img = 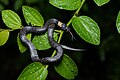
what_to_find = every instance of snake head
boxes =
[61,24,69,32]
[60,23,76,40]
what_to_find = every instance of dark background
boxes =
[0,0,120,80]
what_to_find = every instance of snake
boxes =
[19,19,83,64]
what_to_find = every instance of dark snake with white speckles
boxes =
[19,19,84,64]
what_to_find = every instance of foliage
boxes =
[2,10,22,29]
[94,0,110,6]
[17,62,48,80]
[1,0,120,80]
[116,11,120,34]
[32,32,58,50]
[22,6,44,26]
[0,30,9,46]
[54,54,78,79]
[72,16,100,45]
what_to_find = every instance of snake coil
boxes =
[19,19,83,64]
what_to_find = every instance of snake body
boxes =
[19,19,83,64]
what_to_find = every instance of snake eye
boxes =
[61,24,69,31]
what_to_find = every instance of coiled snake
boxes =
[19,19,83,64]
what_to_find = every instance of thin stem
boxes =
[75,0,86,15]
[46,0,86,67]
[0,25,24,32]
[67,0,86,26]
[54,30,61,33]
[0,28,13,32]
[56,0,86,43]
[58,31,64,43]
[51,31,63,57]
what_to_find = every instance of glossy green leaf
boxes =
[17,33,31,53]
[49,0,81,10]
[18,62,48,80]
[2,10,22,29]
[32,32,58,50]
[72,16,100,45]
[116,11,120,34]
[0,30,9,46]
[54,54,78,79]
[22,6,44,26]
[94,0,110,6]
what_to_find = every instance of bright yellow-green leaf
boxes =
[2,10,22,29]
[17,33,31,53]
[0,30,9,46]
[22,6,44,26]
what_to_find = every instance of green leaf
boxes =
[54,54,78,79]
[17,62,48,80]
[116,11,120,34]
[72,16,100,45]
[0,30,9,46]
[0,4,4,11]
[0,0,9,5]
[14,0,23,11]
[94,0,110,6]
[2,10,22,29]
[49,0,81,10]
[26,0,40,3]
[32,32,58,50]
[17,33,31,53]
[22,6,44,26]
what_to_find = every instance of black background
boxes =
[0,0,120,80]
